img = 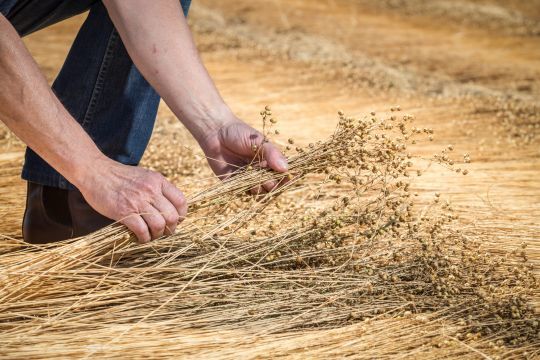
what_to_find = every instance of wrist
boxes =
[179,102,239,144]
[70,153,115,191]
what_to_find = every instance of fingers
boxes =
[141,204,167,240]
[262,179,278,193]
[261,142,288,173]
[152,196,180,235]
[161,181,185,211]
[240,127,287,173]
[124,189,186,243]
[121,214,151,244]
[249,179,279,196]
[161,181,188,222]
[250,185,264,195]
[130,180,188,242]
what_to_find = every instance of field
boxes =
[0,1,539,358]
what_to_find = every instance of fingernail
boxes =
[277,158,288,172]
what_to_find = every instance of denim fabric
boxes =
[1,0,192,189]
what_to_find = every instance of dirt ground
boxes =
[0,0,539,356]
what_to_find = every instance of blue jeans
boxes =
[0,0,191,190]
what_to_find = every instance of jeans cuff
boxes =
[21,168,76,190]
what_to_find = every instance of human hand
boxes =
[198,118,288,193]
[76,158,187,243]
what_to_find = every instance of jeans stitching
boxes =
[81,29,119,128]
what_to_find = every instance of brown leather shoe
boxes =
[22,182,113,244]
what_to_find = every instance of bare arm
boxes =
[0,14,186,243]
[0,14,105,188]
[102,0,232,143]
[103,0,288,187]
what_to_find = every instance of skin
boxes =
[0,0,288,243]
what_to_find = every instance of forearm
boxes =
[0,15,108,187]
[103,0,235,143]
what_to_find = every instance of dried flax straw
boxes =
[0,108,538,359]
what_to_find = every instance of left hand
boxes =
[198,118,288,193]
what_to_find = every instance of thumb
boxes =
[262,142,288,173]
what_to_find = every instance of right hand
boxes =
[75,158,187,243]
[198,118,288,194]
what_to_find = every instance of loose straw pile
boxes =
[0,109,538,359]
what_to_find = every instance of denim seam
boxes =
[81,29,119,128]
